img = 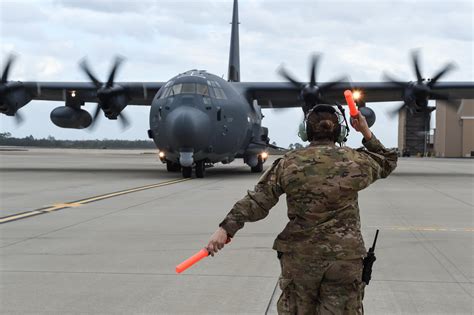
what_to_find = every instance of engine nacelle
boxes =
[0,83,32,116]
[359,107,376,127]
[50,106,92,129]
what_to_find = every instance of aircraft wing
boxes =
[233,82,474,108]
[20,81,164,106]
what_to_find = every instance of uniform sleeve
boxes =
[219,158,285,237]
[356,134,398,182]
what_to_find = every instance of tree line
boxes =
[0,133,155,149]
[0,133,302,150]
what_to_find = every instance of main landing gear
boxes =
[195,161,205,178]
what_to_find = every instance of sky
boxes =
[0,0,473,148]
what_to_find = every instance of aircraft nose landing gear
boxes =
[181,161,206,178]
[251,156,263,173]
[182,166,192,178]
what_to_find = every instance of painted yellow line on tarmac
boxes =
[0,211,43,224]
[369,226,474,233]
[0,178,190,224]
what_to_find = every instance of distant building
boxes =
[434,99,474,157]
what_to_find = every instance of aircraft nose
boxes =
[166,106,211,151]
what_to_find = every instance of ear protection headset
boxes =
[298,103,350,145]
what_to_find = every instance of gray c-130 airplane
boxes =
[1,0,474,178]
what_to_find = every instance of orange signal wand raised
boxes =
[176,238,231,274]
[344,90,359,117]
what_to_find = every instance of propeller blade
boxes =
[14,110,24,125]
[428,62,456,87]
[106,56,124,88]
[87,105,101,130]
[79,59,102,89]
[319,76,349,92]
[118,111,130,130]
[1,54,16,83]
[383,72,408,88]
[411,50,423,83]
[388,102,407,119]
[93,104,101,120]
[309,54,320,87]
[278,66,302,88]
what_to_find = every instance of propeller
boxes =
[278,53,347,114]
[79,56,130,129]
[0,54,30,124]
[384,50,457,119]
[1,54,15,83]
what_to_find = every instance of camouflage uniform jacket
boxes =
[219,134,398,260]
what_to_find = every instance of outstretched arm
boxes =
[206,159,285,255]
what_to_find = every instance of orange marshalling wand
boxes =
[344,90,359,117]
[176,238,231,274]
[176,249,209,274]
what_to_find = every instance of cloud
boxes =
[36,57,64,78]
[53,0,150,14]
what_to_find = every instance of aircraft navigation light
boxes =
[159,151,165,158]
[261,152,268,159]
[352,90,362,100]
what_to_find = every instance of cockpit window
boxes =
[181,83,196,94]
[196,84,209,96]
[213,87,227,99]
[171,84,182,95]
[159,81,226,99]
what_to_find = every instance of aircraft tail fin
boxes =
[227,0,240,82]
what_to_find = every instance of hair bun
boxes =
[318,119,334,131]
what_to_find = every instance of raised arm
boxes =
[352,112,398,183]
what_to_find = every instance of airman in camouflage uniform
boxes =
[207,108,397,314]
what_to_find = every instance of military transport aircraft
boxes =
[1,0,473,178]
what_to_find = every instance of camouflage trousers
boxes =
[277,252,364,315]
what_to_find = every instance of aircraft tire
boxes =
[195,161,205,178]
[182,166,192,178]
[166,161,181,172]
[251,159,263,173]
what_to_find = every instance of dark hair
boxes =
[306,111,340,142]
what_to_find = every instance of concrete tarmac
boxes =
[0,148,473,314]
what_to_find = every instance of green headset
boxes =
[298,103,350,145]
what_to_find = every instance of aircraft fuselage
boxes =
[149,70,267,169]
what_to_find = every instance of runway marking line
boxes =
[0,178,190,224]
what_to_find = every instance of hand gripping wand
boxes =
[176,238,231,274]
[362,229,379,285]
[344,90,359,117]
[343,89,377,128]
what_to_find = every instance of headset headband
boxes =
[300,103,350,145]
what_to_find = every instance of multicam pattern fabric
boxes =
[219,134,398,260]
[277,252,364,315]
